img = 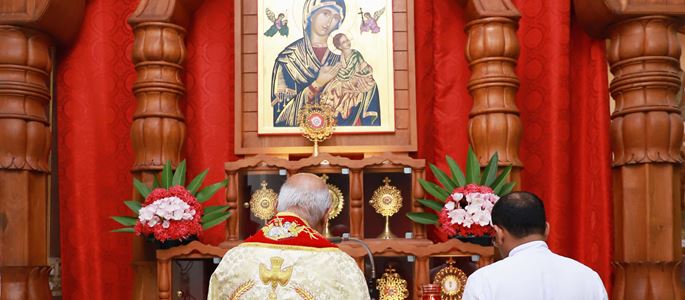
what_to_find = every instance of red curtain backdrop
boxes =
[56,0,138,299]
[56,0,612,298]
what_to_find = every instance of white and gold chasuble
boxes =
[208,213,370,300]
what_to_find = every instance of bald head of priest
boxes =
[462,191,608,300]
[208,173,370,300]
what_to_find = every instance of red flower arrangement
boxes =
[135,186,204,242]
[112,160,230,244]
[407,149,515,240]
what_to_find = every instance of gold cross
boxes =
[320,174,329,183]
[383,177,391,185]
[260,180,268,188]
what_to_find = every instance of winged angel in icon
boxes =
[264,8,289,37]
[359,7,385,34]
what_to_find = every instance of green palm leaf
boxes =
[417,199,444,211]
[466,148,481,184]
[491,165,512,194]
[112,216,137,227]
[133,178,151,198]
[429,164,457,191]
[161,160,173,188]
[124,200,142,215]
[204,205,230,215]
[445,155,466,187]
[498,182,516,196]
[187,169,209,195]
[202,213,231,230]
[480,152,499,186]
[172,160,187,187]
[111,227,135,233]
[196,179,229,203]
[418,179,450,201]
[406,212,439,225]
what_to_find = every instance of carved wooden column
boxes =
[349,169,364,238]
[574,1,685,299]
[462,0,523,184]
[607,16,684,300]
[412,167,426,239]
[0,1,84,298]
[128,1,202,299]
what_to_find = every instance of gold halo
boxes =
[326,29,350,55]
[249,180,278,221]
[370,177,402,217]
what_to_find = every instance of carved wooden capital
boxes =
[463,14,523,169]
[461,0,520,21]
[130,22,187,171]
[608,16,684,166]
[128,0,204,28]
[0,26,51,172]
[612,261,684,299]
[574,0,685,38]
[0,0,86,45]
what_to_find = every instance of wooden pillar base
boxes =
[613,261,684,300]
[0,266,51,300]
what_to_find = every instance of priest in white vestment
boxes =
[208,173,370,300]
[463,191,608,300]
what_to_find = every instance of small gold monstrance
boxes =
[297,103,336,157]
[433,258,468,300]
[369,177,403,239]
[377,266,408,300]
[321,174,344,237]
[249,180,278,222]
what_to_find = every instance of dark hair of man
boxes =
[491,191,547,239]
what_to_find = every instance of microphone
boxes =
[328,234,378,298]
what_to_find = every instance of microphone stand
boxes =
[328,234,377,298]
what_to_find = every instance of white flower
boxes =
[451,193,464,201]
[448,208,468,225]
[137,196,196,228]
[444,201,456,211]
[472,210,491,226]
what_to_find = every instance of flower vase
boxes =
[154,235,198,250]
[455,235,492,247]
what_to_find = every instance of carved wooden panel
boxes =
[234,0,417,155]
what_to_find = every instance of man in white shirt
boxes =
[462,191,608,300]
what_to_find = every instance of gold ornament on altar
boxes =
[320,174,344,237]
[249,180,278,221]
[377,266,408,300]
[369,177,403,239]
[297,103,336,157]
[433,258,468,300]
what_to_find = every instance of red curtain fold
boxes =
[56,0,138,299]
[185,0,237,245]
[56,0,612,298]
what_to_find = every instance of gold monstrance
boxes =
[433,258,468,300]
[321,174,344,237]
[377,266,409,300]
[248,180,278,222]
[369,177,403,239]
[297,103,336,157]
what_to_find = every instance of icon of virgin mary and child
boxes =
[270,0,381,127]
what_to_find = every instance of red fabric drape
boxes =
[56,0,138,299]
[56,0,612,298]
